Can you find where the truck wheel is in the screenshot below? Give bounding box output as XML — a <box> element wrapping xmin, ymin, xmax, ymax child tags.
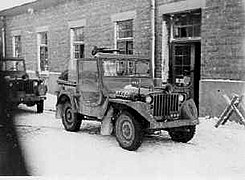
<box><xmin>37</xmin><ymin>100</ymin><xmax>44</xmax><ymax>113</ymax></box>
<box><xmin>62</xmin><ymin>102</ymin><xmax>81</xmax><ymax>132</ymax></box>
<box><xmin>115</xmin><ymin>112</ymin><xmax>143</xmax><ymax>151</ymax></box>
<box><xmin>168</xmin><ymin>125</ymin><xmax>196</xmax><ymax>143</ymax></box>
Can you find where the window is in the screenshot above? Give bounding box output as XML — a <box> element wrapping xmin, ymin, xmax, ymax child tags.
<box><xmin>103</xmin><ymin>59</ymin><xmax>150</xmax><ymax>77</ymax></box>
<box><xmin>13</xmin><ymin>35</ymin><xmax>21</xmax><ymax>58</ymax></box>
<box><xmin>72</xmin><ymin>27</ymin><xmax>85</xmax><ymax>58</ymax></box>
<box><xmin>174</xmin><ymin>45</ymin><xmax>191</xmax><ymax>79</ymax></box>
<box><xmin>38</xmin><ymin>32</ymin><xmax>48</xmax><ymax>71</ymax></box>
<box><xmin>116</xmin><ymin>19</ymin><xmax>133</xmax><ymax>54</ymax></box>
<box><xmin>171</xmin><ymin>10</ymin><xmax>201</xmax><ymax>40</ymax></box>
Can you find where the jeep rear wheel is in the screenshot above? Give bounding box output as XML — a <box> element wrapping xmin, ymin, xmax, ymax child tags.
<box><xmin>62</xmin><ymin>102</ymin><xmax>81</xmax><ymax>132</ymax></box>
<box><xmin>115</xmin><ymin>112</ymin><xmax>143</xmax><ymax>151</ymax></box>
<box><xmin>168</xmin><ymin>125</ymin><xmax>196</xmax><ymax>143</ymax></box>
<box><xmin>37</xmin><ymin>100</ymin><xmax>44</xmax><ymax>113</ymax></box>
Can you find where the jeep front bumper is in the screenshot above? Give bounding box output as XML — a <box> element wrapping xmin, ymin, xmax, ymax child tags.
<box><xmin>9</xmin><ymin>94</ymin><xmax>46</xmax><ymax>103</ymax></box>
<box><xmin>149</xmin><ymin>118</ymin><xmax>199</xmax><ymax>130</ymax></box>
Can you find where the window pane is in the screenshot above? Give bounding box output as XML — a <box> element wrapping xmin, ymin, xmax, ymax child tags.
<box><xmin>40</xmin><ymin>32</ymin><xmax>48</xmax><ymax>45</ymax></box>
<box><xmin>117</xmin><ymin>40</ymin><xmax>133</xmax><ymax>55</ymax></box>
<box><xmin>127</xmin><ymin>41</ymin><xmax>133</xmax><ymax>54</ymax></box>
<box><xmin>79</xmin><ymin>61</ymin><xmax>100</xmax><ymax>103</ymax></box>
<box><xmin>117</xmin><ymin>41</ymin><xmax>126</xmax><ymax>54</ymax></box>
<box><xmin>118</xmin><ymin>19</ymin><xmax>133</xmax><ymax>39</ymax></box>
<box><xmin>103</xmin><ymin>60</ymin><xmax>118</xmax><ymax>76</ymax></box>
<box><xmin>73</xmin><ymin>27</ymin><xmax>84</xmax><ymax>41</ymax></box>
<box><xmin>175</xmin><ymin>56</ymin><xmax>182</xmax><ymax>65</ymax></box>
<box><xmin>172</xmin><ymin>10</ymin><xmax>201</xmax><ymax>39</ymax></box>
<box><xmin>127</xmin><ymin>61</ymin><xmax>135</xmax><ymax>75</ymax></box>
<box><xmin>40</xmin><ymin>46</ymin><xmax>48</xmax><ymax>71</ymax></box>
<box><xmin>14</xmin><ymin>35</ymin><xmax>21</xmax><ymax>58</ymax></box>
<box><xmin>103</xmin><ymin>60</ymin><xmax>150</xmax><ymax>77</ymax></box>
<box><xmin>74</xmin><ymin>44</ymin><xmax>84</xmax><ymax>58</ymax></box>
<box><xmin>135</xmin><ymin>60</ymin><xmax>150</xmax><ymax>76</ymax></box>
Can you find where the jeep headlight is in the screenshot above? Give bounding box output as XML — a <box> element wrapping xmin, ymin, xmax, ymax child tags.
<box><xmin>33</xmin><ymin>81</ymin><xmax>38</xmax><ymax>87</ymax></box>
<box><xmin>37</xmin><ymin>84</ymin><xmax>47</xmax><ymax>95</ymax></box>
<box><xmin>178</xmin><ymin>94</ymin><xmax>185</xmax><ymax>102</ymax></box>
<box><xmin>145</xmin><ymin>95</ymin><xmax>153</xmax><ymax>104</ymax></box>
<box><xmin>9</xmin><ymin>82</ymin><xmax>13</xmax><ymax>87</ymax></box>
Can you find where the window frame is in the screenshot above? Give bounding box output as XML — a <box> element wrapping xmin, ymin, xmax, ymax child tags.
<box><xmin>115</xmin><ymin>19</ymin><xmax>134</xmax><ymax>55</ymax></box>
<box><xmin>12</xmin><ymin>35</ymin><xmax>22</xmax><ymax>58</ymax></box>
<box><xmin>102</xmin><ymin>58</ymin><xmax>151</xmax><ymax>78</ymax></box>
<box><xmin>170</xmin><ymin>10</ymin><xmax>202</xmax><ymax>42</ymax></box>
<box><xmin>37</xmin><ymin>31</ymin><xmax>49</xmax><ymax>72</ymax></box>
<box><xmin>71</xmin><ymin>27</ymin><xmax>85</xmax><ymax>59</ymax></box>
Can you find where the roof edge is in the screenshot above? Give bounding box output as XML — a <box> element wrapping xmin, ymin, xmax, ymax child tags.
<box><xmin>0</xmin><ymin>0</ymin><xmax>67</xmax><ymax>17</ymax></box>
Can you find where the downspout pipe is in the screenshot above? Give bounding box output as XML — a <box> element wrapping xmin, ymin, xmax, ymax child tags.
<box><xmin>151</xmin><ymin>0</ymin><xmax>156</xmax><ymax>80</ymax></box>
<box><xmin>1</xmin><ymin>16</ymin><xmax>6</xmax><ymax>58</ymax></box>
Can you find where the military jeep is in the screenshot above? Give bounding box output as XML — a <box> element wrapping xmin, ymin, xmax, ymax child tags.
<box><xmin>56</xmin><ymin>53</ymin><xmax>199</xmax><ymax>151</ymax></box>
<box><xmin>0</xmin><ymin>57</ymin><xmax>47</xmax><ymax>113</ymax></box>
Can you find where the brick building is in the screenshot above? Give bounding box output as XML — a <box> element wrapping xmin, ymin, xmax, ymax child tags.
<box><xmin>0</xmin><ymin>0</ymin><xmax>244</xmax><ymax>117</ymax></box>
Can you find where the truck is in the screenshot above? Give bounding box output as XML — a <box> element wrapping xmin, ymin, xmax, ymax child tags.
<box><xmin>56</xmin><ymin>51</ymin><xmax>199</xmax><ymax>151</ymax></box>
<box><xmin>0</xmin><ymin>57</ymin><xmax>47</xmax><ymax>113</ymax></box>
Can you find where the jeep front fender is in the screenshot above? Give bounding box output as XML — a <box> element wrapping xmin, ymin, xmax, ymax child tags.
<box><xmin>109</xmin><ymin>99</ymin><xmax>155</xmax><ymax>123</ymax></box>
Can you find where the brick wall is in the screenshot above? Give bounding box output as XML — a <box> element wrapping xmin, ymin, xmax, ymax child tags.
<box><xmin>2</xmin><ymin>0</ymin><xmax>245</xmax><ymax>94</ymax></box>
<box><xmin>4</xmin><ymin>0</ymin><xmax>153</xmax><ymax>74</ymax></box>
<box><xmin>201</xmin><ymin>0</ymin><xmax>245</xmax><ymax>80</ymax></box>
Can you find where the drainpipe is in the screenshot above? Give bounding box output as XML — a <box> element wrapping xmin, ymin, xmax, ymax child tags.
<box><xmin>151</xmin><ymin>0</ymin><xmax>156</xmax><ymax>80</ymax></box>
<box><xmin>1</xmin><ymin>16</ymin><xmax>6</xmax><ymax>58</ymax></box>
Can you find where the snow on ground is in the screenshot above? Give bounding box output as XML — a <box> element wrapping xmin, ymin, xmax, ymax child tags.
<box><xmin>13</xmin><ymin>94</ymin><xmax>245</xmax><ymax>179</ymax></box>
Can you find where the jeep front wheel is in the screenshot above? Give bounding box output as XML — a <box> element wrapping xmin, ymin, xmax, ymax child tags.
<box><xmin>62</xmin><ymin>102</ymin><xmax>81</xmax><ymax>132</ymax></box>
<box><xmin>115</xmin><ymin>112</ymin><xmax>143</xmax><ymax>151</ymax></box>
<box><xmin>37</xmin><ymin>100</ymin><xmax>44</xmax><ymax>113</ymax></box>
<box><xmin>168</xmin><ymin>125</ymin><xmax>196</xmax><ymax>143</ymax></box>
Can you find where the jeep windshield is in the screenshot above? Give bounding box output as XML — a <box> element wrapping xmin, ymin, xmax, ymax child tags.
<box><xmin>103</xmin><ymin>59</ymin><xmax>150</xmax><ymax>77</ymax></box>
<box><xmin>0</xmin><ymin>59</ymin><xmax>25</xmax><ymax>72</ymax></box>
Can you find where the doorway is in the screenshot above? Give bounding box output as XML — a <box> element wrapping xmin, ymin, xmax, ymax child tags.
<box><xmin>171</xmin><ymin>42</ymin><xmax>201</xmax><ymax>108</ymax></box>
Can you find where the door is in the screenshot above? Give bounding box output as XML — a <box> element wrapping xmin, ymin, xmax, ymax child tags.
<box><xmin>171</xmin><ymin>42</ymin><xmax>201</xmax><ymax>107</ymax></box>
<box><xmin>78</xmin><ymin>60</ymin><xmax>107</xmax><ymax>118</ymax></box>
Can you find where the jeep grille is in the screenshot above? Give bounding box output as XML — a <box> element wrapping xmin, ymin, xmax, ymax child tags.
<box><xmin>152</xmin><ymin>93</ymin><xmax>179</xmax><ymax>119</ymax></box>
<box><xmin>16</xmin><ymin>81</ymin><xmax>35</xmax><ymax>94</ymax></box>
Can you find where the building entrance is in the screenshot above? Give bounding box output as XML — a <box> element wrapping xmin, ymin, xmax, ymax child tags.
<box><xmin>164</xmin><ymin>9</ymin><xmax>202</xmax><ymax>108</ymax></box>
<box><xmin>171</xmin><ymin>42</ymin><xmax>201</xmax><ymax>107</ymax></box>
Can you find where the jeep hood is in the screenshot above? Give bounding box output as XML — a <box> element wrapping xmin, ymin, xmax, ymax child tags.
<box><xmin>0</xmin><ymin>71</ymin><xmax>27</xmax><ymax>79</ymax></box>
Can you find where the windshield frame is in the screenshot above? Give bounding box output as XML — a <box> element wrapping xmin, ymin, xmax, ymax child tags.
<box><xmin>0</xmin><ymin>58</ymin><xmax>26</xmax><ymax>72</ymax></box>
<box><xmin>101</xmin><ymin>57</ymin><xmax>152</xmax><ymax>78</ymax></box>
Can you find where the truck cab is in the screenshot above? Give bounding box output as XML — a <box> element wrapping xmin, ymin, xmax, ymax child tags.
<box><xmin>56</xmin><ymin>53</ymin><xmax>199</xmax><ymax>151</ymax></box>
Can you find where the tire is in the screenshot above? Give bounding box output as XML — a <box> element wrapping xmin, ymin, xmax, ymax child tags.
<box><xmin>37</xmin><ymin>100</ymin><xmax>44</xmax><ymax>113</ymax></box>
<box><xmin>115</xmin><ymin>111</ymin><xmax>143</xmax><ymax>151</ymax></box>
<box><xmin>168</xmin><ymin>125</ymin><xmax>196</xmax><ymax>143</ymax></box>
<box><xmin>180</xmin><ymin>99</ymin><xmax>198</xmax><ymax>120</ymax></box>
<box><xmin>62</xmin><ymin>102</ymin><xmax>81</xmax><ymax>132</ymax></box>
